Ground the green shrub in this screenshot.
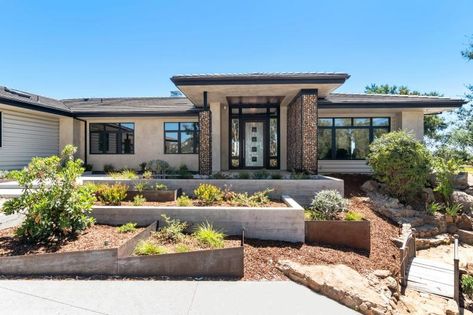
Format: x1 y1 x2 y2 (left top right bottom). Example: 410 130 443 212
308 190 348 220
96 184 128 205
304 209 329 221
84 164 93 172
134 240 167 256
194 184 223 205
238 171 250 179
177 164 193 179
252 169 269 179
462 275 473 296
211 171 229 179
367 131 431 203
270 173 283 179
103 164 115 173
134 182 146 192
142 170 153 180
155 214 188 243
132 195 146 206
176 194 193 206
145 160 171 174
291 172 310 179
432 157 461 203
231 188 273 207
345 211 363 221
117 222 137 233
426 202 442 215
175 243 190 253
445 203 462 216
2 145 95 242
194 222 225 249
155 183 168 191
108 169 138 180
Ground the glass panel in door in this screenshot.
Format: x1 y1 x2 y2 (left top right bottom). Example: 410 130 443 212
245 122 264 167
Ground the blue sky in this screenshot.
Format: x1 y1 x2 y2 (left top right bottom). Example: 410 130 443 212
0 0 472 100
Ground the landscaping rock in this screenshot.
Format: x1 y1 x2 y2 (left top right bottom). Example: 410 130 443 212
456 214 472 231
422 188 435 204
452 191 473 213
453 172 472 190
361 180 380 193
277 260 393 315
416 233 453 250
445 299 459 315
373 269 391 279
466 187 473 197
458 229 473 245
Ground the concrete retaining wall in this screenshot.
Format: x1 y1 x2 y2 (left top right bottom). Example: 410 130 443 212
82 175 344 206
305 220 371 252
92 196 305 243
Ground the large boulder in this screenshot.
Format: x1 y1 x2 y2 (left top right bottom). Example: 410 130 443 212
456 214 472 231
452 191 473 213
454 172 472 190
361 180 380 193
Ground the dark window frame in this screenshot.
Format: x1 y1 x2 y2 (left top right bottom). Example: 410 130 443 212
318 117 390 160
89 122 135 155
164 122 199 154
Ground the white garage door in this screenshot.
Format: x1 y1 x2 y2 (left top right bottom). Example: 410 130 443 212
0 108 59 170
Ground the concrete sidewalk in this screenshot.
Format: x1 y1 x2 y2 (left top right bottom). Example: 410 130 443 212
0 280 356 315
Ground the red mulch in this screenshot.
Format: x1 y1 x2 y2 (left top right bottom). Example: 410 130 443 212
0 225 144 257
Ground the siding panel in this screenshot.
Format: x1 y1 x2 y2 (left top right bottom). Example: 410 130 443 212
0 108 59 170
318 160 372 174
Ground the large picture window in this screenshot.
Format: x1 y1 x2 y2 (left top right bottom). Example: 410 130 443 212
164 122 199 154
318 117 390 160
90 123 135 154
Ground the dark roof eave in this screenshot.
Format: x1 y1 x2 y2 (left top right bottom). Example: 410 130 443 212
73 110 201 117
0 97 73 117
171 77 349 86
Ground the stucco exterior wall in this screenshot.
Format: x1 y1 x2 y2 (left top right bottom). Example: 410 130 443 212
400 111 424 140
80 116 199 172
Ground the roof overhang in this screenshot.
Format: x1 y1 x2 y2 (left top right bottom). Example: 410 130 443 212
171 73 350 106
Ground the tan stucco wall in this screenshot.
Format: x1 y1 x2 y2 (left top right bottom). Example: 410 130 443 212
400 110 424 140
59 117 74 151
79 116 199 172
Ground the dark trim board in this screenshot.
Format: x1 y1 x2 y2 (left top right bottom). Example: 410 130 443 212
75 111 200 117
318 102 464 109
0 97 73 117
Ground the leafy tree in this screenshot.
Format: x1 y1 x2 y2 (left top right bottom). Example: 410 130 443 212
2 145 95 242
364 84 446 142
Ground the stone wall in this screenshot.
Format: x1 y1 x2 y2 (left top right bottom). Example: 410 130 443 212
198 110 212 175
287 89 318 173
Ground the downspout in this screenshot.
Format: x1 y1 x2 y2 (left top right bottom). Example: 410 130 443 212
74 117 88 166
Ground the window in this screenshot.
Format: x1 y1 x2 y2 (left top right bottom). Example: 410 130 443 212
318 117 390 160
90 123 134 154
164 122 199 154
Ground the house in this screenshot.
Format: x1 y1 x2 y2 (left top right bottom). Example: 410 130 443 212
0 72 466 174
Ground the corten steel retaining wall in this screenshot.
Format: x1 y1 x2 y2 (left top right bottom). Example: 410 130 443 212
0 221 244 277
92 196 305 243
305 220 371 252
82 176 344 206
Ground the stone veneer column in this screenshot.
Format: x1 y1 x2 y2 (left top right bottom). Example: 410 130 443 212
198 110 212 175
287 89 318 174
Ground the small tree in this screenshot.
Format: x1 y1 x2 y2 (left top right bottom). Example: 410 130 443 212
2 145 95 242
367 131 431 203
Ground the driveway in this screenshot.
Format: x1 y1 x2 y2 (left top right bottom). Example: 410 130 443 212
0 280 357 315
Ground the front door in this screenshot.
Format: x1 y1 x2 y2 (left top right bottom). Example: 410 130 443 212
244 121 265 167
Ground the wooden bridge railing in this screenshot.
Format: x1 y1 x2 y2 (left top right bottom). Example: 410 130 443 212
400 229 416 287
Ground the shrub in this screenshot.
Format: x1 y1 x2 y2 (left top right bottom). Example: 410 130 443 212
194 184 223 205
367 131 431 203
194 222 225 249
132 195 146 206
0 170 9 179
2 145 95 242
211 171 229 179
432 157 461 203
177 164 193 179
139 162 148 173
134 240 166 256
134 182 146 192
345 211 363 221
155 183 168 191
176 194 193 206
84 164 93 172
445 203 462 216
304 209 329 221
426 202 442 215
103 164 115 173
146 160 171 174
155 214 188 243
308 190 348 220
291 172 310 179
270 173 283 179
238 171 250 179
252 169 269 179
96 184 128 205
230 188 273 207
462 274 473 297
117 222 137 233
142 170 153 180
109 169 138 180
175 243 190 253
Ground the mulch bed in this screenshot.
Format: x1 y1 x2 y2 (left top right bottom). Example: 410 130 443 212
242 197 400 280
0 225 144 257
99 200 287 208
